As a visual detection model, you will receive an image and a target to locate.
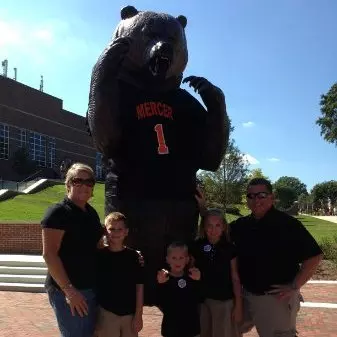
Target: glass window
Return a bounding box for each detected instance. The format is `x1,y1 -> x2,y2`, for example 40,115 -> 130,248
29,132 -> 46,167
19,129 -> 27,148
47,138 -> 56,168
0,123 -> 9,160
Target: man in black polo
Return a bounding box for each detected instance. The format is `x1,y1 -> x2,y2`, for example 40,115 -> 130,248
230,178 -> 323,337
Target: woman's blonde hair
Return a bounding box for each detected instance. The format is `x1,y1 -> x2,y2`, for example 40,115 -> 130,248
65,163 -> 95,191
199,208 -> 229,241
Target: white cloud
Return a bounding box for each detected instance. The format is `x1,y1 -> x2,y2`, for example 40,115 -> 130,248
242,121 -> 255,128
242,154 -> 259,165
267,157 -> 280,162
0,16 -> 91,67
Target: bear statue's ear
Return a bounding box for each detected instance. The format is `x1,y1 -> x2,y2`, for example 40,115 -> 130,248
121,6 -> 139,20
176,15 -> 187,28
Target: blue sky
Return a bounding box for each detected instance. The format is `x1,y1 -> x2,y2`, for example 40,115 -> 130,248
1,0 -> 336,191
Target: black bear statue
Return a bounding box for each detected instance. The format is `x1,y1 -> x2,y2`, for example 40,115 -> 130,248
86,5 -> 230,305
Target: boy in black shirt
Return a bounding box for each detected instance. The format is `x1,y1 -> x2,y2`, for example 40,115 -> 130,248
156,242 -> 202,337
95,212 -> 144,337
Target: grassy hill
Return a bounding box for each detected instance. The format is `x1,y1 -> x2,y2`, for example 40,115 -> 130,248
0,184 -> 106,222
0,185 -> 337,242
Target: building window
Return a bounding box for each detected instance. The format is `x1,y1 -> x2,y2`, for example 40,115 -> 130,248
96,152 -> 103,180
29,132 -> 46,167
47,138 -> 56,168
0,123 -> 9,160
19,129 -> 27,148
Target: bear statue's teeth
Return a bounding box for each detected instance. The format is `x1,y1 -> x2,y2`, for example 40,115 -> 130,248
150,56 -> 170,77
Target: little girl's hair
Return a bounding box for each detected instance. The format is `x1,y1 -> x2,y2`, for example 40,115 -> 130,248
199,208 -> 229,241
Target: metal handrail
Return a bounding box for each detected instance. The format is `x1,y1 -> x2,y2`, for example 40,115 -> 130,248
18,170 -> 43,184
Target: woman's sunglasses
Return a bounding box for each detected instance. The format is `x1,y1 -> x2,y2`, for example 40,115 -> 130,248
71,177 -> 95,187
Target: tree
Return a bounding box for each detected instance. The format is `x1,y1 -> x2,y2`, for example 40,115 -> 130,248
199,135 -> 250,209
311,181 -> 337,208
298,193 -> 314,214
11,147 -> 37,175
274,186 -> 297,209
247,168 -> 269,181
273,176 -> 307,199
316,83 -> 337,146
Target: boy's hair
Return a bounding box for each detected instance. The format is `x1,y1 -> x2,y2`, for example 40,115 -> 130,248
105,212 -> 127,227
167,241 -> 189,256
247,178 -> 273,193
199,208 -> 229,241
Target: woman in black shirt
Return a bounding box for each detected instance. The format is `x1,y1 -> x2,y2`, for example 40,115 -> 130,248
41,163 -> 104,337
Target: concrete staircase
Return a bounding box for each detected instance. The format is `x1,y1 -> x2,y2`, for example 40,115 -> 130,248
0,255 -> 46,292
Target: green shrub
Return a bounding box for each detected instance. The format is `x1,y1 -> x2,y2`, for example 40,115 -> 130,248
319,235 -> 337,263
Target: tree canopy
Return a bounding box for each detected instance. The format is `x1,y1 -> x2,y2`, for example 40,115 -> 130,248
273,176 -> 307,198
316,83 -> 337,146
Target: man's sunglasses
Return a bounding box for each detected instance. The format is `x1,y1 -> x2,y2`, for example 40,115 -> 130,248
71,177 -> 95,187
246,192 -> 270,200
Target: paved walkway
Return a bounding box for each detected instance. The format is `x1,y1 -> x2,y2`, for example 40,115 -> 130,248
0,283 -> 337,336
311,216 -> 337,224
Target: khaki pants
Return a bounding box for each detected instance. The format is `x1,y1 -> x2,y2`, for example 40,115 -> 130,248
95,307 -> 137,337
245,290 -> 300,337
200,298 -> 242,337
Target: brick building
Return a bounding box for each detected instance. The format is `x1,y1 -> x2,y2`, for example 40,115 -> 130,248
0,75 -> 103,181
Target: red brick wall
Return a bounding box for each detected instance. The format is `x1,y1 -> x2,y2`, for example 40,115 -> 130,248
0,223 -> 42,254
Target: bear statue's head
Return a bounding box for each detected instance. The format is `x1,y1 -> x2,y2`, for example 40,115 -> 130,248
114,5 -> 188,90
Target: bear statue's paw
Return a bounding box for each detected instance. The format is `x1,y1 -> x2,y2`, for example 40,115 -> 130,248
183,76 -> 225,108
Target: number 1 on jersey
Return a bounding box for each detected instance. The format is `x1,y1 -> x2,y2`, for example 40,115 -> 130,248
154,124 -> 169,155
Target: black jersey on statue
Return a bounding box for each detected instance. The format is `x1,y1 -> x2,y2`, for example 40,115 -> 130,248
114,81 -> 206,201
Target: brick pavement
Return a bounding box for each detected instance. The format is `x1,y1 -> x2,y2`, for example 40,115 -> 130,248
0,284 -> 336,337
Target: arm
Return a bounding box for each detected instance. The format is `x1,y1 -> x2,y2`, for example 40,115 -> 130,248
132,284 -> 144,333
293,253 -> 323,289
183,76 -> 228,171
42,228 -> 70,289
42,228 -> 88,317
135,284 -> 144,316
230,257 -> 243,304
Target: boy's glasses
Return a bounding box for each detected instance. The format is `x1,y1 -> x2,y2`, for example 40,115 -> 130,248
246,192 -> 270,200
71,177 -> 95,187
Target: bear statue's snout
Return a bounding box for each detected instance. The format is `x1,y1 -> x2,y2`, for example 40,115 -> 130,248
148,41 -> 173,78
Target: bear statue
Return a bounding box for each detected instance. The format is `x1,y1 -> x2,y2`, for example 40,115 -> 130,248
86,5 -> 229,304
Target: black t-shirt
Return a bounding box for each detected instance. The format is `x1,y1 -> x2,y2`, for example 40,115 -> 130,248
156,274 -> 202,337
230,207 -> 323,294
95,247 -> 144,316
190,237 -> 237,301
115,81 -> 207,200
41,197 -> 104,290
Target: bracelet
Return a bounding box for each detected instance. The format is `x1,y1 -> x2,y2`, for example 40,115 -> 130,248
61,283 -> 73,291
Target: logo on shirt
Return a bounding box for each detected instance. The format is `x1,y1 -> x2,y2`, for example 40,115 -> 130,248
203,244 -> 212,252
178,278 -> 187,289
136,102 -> 174,120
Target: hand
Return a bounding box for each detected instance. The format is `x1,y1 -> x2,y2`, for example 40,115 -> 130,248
183,76 -> 225,108
64,286 -> 89,317
157,269 -> 169,284
136,250 -> 145,267
267,284 -> 297,301
132,313 -> 143,333
231,302 -> 243,323
188,267 -> 201,281
95,37 -> 131,82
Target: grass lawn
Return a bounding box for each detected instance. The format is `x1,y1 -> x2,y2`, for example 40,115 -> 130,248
0,184 -> 106,222
296,215 -> 337,242
1,186 -> 337,242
